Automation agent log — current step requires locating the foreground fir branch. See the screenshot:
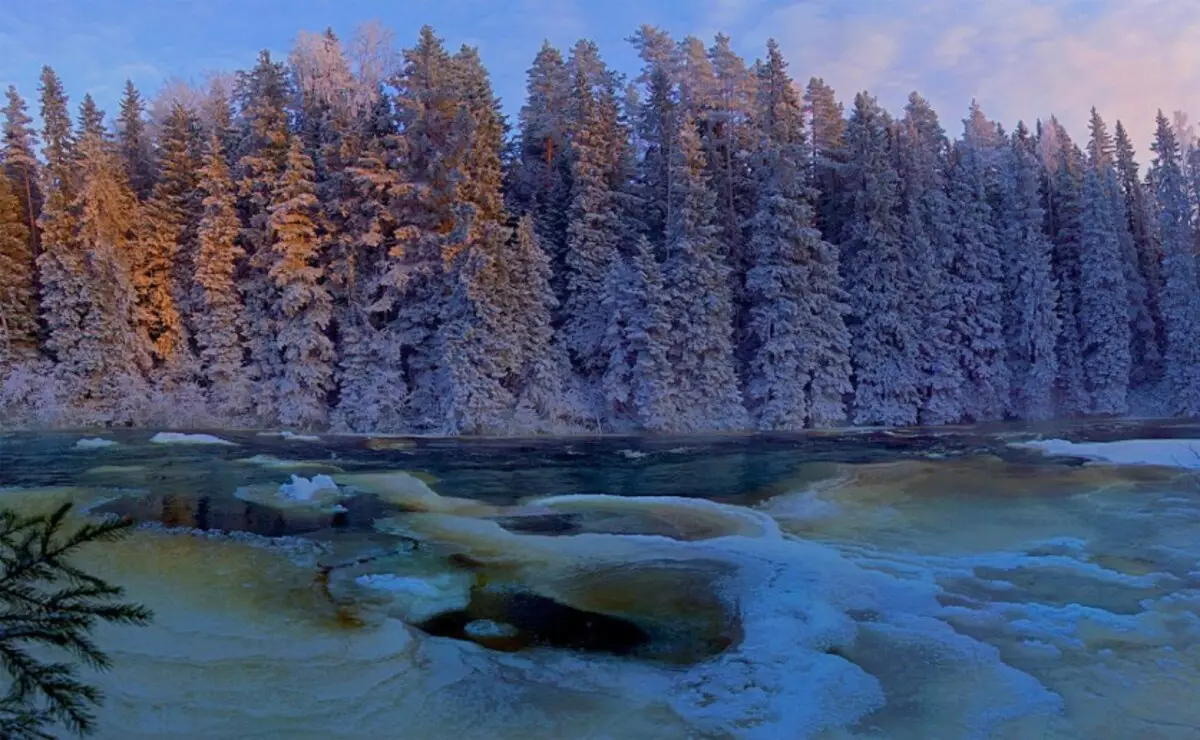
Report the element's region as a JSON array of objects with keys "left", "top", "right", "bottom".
[{"left": 0, "top": 504, "right": 152, "bottom": 738}]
